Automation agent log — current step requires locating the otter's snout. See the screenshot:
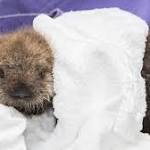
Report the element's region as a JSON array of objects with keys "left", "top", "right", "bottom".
[{"left": 9, "top": 82, "right": 33, "bottom": 99}]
